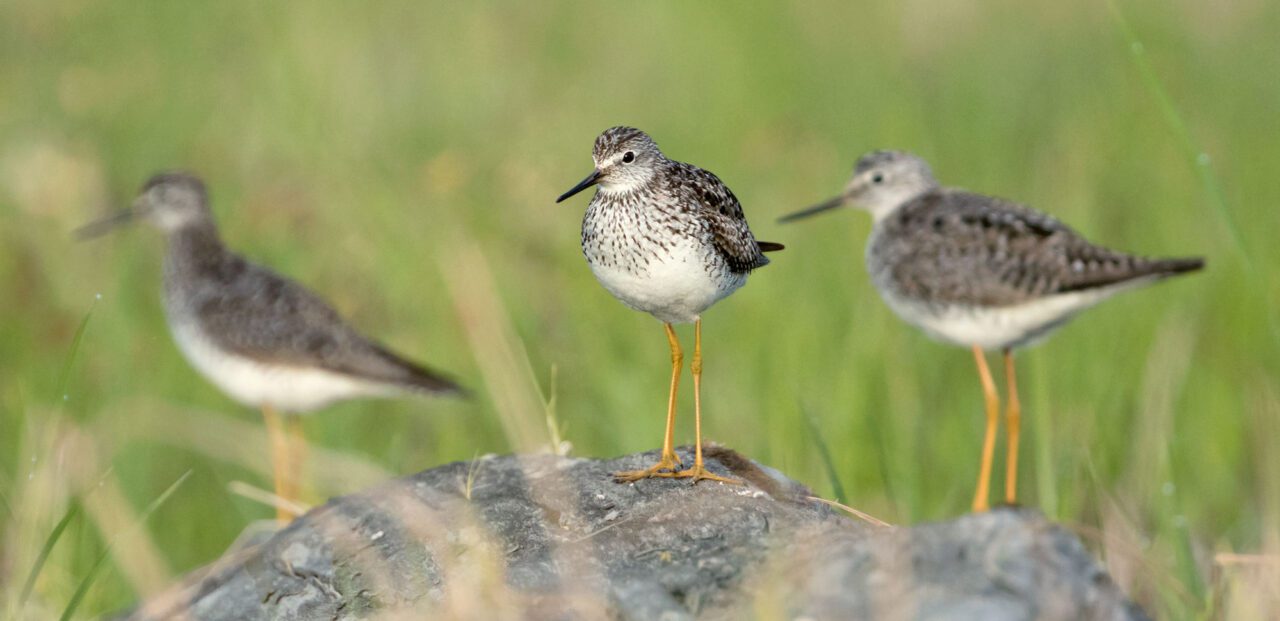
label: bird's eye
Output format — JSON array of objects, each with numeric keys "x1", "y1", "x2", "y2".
[
  {"x1": 622, "y1": 151, "x2": 635, "y2": 164},
  {"x1": 872, "y1": 173, "x2": 884, "y2": 184}
]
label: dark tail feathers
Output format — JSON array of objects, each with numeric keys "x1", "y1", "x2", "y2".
[
  {"x1": 758, "y1": 241, "x2": 785, "y2": 253},
  {"x1": 1058, "y1": 254, "x2": 1203, "y2": 294},
  {"x1": 374, "y1": 344, "x2": 470, "y2": 398},
  {"x1": 1151, "y1": 256, "x2": 1205, "y2": 277}
]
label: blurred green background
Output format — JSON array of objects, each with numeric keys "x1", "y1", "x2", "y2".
[{"x1": 2, "y1": 1, "x2": 1277, "y2": 618}]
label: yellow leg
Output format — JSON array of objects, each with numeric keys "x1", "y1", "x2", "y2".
[
  {"x1": 1003, "y1": 349, "x2": 1021, "y2": 505},
  {"x1": 285, "y1": 414, "x2": 307, "y2": 513},
  {"x1": 674, "y1": 319, "x2": 740, "y2": 485},
  {"x1": 971, "y1": 345, "x2": 1000, "y2": 513},
  {"x1": 614, "y1": 323, "x2": 686, "y2": 482},
  {"x1": 262, "y1": 406, "x2": 291, "y2": 523}
]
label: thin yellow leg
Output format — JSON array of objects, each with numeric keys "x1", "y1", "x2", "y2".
[
  {"x1": 262, "y1": 405, "x2": 291, "y2": 523},
  {"x1": 285, "y1": 414, "x2": 307, "y2": 513},
  {"x1": 675, "y1": 318, "x2": 740, "y2": 485},
  {"x1": 971, "y1": 345, "x2": 1000, "y2": 513},
  {"x1": 660, "y1": 322, "x2": 682, "y2": 465},
  {"x1": 614, "y1": 323, "x2": 685, "y2": 482},
  {"x1": 1003, "y1": 349, "x2": 1021, "y2": 505}
]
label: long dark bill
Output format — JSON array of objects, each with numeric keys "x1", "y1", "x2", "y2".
[
  {"x1": 556, "y1": 170, "x2": 602, "y2": 203},
  {"x1": 73, "y1": 210, "x2": 135, "y2": 241},
  {"x1": 776, "y1": 195, "x2": 846, "y2": 224}
]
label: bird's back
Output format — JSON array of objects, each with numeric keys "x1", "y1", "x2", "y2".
[
  {"x1": 665, "y1": 161, "x2": 778, "y2": 273},
  {"x1": 868, "y1": 189, "x2": 1202, "y2": 308},
  {"x1": 162, "y1": 226, "x2": 462, "y2": 404}
]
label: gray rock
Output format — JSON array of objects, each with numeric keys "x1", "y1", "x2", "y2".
[{"x1": 127, "y1": 447, "x2": 1149, "y2": 620}]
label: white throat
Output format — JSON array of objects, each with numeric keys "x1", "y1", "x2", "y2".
[
  {"x1": 150, "y1": 209, "x2": 205, "y2": 233},
  {"x1": 867, "y1": 181, "x2": 939, "y2": 223},
  {"x1": 598, "y1": 176, "x2": 647, "y2": 195}
]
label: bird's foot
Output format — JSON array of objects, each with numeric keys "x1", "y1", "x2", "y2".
[
  {"x1": 672, "y1": 463, "x2": 742, "y2": 486},
  {"x1": 612, "y1": 452, "x2": 684, "y2": 483}
]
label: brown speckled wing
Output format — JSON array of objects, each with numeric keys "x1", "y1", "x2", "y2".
[
  {"x1": 877, "y1": 190, "x2": 1202, "y2": 306},
  {"x1": 190, "y1": 252, "x2": 463, "y2": 394},
  {"x1": 674, "y1": 163, "x2": 771, "y2": 273}
]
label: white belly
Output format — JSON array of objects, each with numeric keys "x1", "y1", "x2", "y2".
[
  {"x1": 170, "y1": 321, "x2": 394, "y2": 413},
  {"x1": 881, "y1": 287, "x2": 1118, "y2": 351},
  {"x1": 589, "y1": 238, "x2": 744, "y2": 324}
]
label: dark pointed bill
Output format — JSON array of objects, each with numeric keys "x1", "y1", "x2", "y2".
[
  {"x1": 777, "y1": 195, "x2": 846, "y2": 224},
  {"x1": 73, "y1": 209, "x2": 135, "y2": 241},
  {"x1": 556, "y1": 170, "x2": 602, "y2": 203}
]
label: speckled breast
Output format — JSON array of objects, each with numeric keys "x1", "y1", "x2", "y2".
[{"x1": 581, "y1": 196, "x2": 743, "y2": 324}]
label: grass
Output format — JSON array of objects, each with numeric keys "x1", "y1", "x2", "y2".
[
  {"x1": 18, "y1": 504, "x2": 77, "y2": 610},
  {"x1": 2, "y1": 1, "x2": 1278, "y2": 618},
  {"x1": 59, "y1": 470, "x2": 189, "y2": 621}
]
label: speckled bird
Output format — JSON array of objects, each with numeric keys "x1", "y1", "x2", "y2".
[
  {"x1": 78, "y1": 172, "x2": 465, "y2": 520},
  {"x1": 779, "y1": 151, "x2": 1203, "y2": 511},
  {"x1": 556, "y1": 126, "x2": 783, "y2": 484}
]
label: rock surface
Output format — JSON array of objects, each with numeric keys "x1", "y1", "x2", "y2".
[{"x1": 127, "y1": 447, "x2": 1149, "y2": 620}]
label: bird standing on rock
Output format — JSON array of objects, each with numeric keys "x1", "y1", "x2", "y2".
[
  {"x1": 557, "y1": 127, "x2": 783, "y2": 484},
  {"x1": 79, "y1": 172, "x2": 466, "y2": 521},
  {"x1": 780, "y1": 151, "x2": 1203, "y2": 511}
]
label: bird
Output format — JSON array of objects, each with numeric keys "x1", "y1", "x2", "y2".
[
  {"x1": 556, "y1": 126, "x2": 783, "y2": 484},
  {"x1": 779, "y1": 151, "x2": 1203, "y2": 512},
  {"x1": 78, "y1": 172, "x2": 465, "y2": 521}
]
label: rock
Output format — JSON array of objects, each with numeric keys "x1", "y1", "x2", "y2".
[{"x1": 125, "y1": 447, "x2": 1149, "y2": 620}]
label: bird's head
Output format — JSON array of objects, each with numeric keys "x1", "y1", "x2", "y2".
[
  {"x1": 779, "y1": 150, "x2": 938, "y2": 224},
  {"x1": 76, "y1": 171, "x2": 212, "y2": 239},
  {"x1": 556, "y1": 126, "x2": 663, "y2": 203}
]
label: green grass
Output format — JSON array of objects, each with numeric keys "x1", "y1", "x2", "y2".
[
  {"x1": 2, "y1": 1, "x2": 1278, "y2": 618},
  {"x1": 59, "y1": 470, "x2": 189, "y2": 621}
]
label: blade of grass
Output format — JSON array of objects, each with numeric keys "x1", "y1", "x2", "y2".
[
  {"x1": 1030, "y1": 351, "x2": 1057, "y2": 518},
  {"x1": 14, "y1": 303, "x2": 98, "y2": 612},
  {"x1": 520, "y1": 353, "x2": 568, "y2": 456},
  {"x1": 1070, "y1": 518, "x2": 1200, "y2": 610},
  {"x1": 543, "y1": 364, "x2": 568, "y2": 456},
  {"x1": 1166, "y1": 496, "x2": 1206, "y2": 611},
  {"x1": 869, "y1": 402, "x2": 900, "y2": 516},
  {"x1": 1106, "y1": 0, "x2": 1280, "y2": 349},
  {"x1": 2, "y1": 387, "x2": 26, "y2": 523},
  {"x1": 800, "y1": 402, "x2": 847, "y2": 506},
  {"x1": 1105, "y1": 0, "x2": 1247, "y2": 268},
  {"x1": 807, "y1": 496, "x2": 893, "y2": 529},
  {"x1": 0, "y1": 484, "x2": 12, "y2": 522},
  {"x1": 55, "y1": 303, "x2": 96, "y2": 409},
  {"x1": 439, "y1": 239, "x2": 547, "y2": 453},
  {"x1": 225, "y1": 480, "x2": 309, "y2": 518},
  {"x1": 464, "y1": 450, "x2": 483, "y2": 501},
  {"x1": 60, "y1": 470, "x2": 192, "y2": 621},
  {"x1": 18, "y1": 504, "x2": 80, "y2": 608}
]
